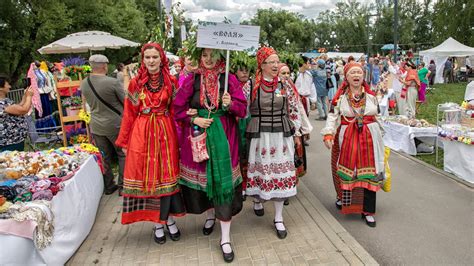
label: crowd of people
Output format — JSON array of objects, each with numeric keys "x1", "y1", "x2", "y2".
[
  {"x1": 3, "y1": 41, "x2": 468, "y2": 263},
  {"x1": 71, "y1": 44, "x2": 398, "y2": 263}
]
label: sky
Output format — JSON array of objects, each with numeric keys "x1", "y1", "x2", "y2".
[{"x1": 180, "y1": 0, "x2": 375, "y2": 23}]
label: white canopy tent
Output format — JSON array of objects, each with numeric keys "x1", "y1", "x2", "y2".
[
  {"x1": 419, "y1": 37, "x2": 474, "y2": 83},
  {"x1": 38, "y1": 31, "x2": 140, "y2": 54},
  {"x1": 327, "y1": 52, "x2": 365, "y2": 61}
]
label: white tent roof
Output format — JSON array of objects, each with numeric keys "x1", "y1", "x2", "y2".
[
  {"x1": 327, "y1": 52, "x2": 365, "y2": 61},
  {"x1": 38, "y1": 31, "x2": 140, "y2": 54},
  {"x1": 419, "y1": 37, "x2": 474, "y2": 57}
]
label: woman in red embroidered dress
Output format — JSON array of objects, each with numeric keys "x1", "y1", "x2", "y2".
[
  {"x1": 116, "y1": 43, "x2": 185, "y2": 244},
  {"x1": 321, "y1": 62, "x2": 385, "y2": 227}
]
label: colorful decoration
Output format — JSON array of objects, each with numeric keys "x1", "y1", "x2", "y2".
[
  {"x1": 438, "y1": 129, "x2": 474, "y2": 145},
  {"x1": 61, "y1": 96, "x2": 82, "y2": 108},
  {"x1": 78, "y1": 109, "x2": 90, "y2": 124}
]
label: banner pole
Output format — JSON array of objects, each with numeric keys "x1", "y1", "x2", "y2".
[{"x1": 224, "y1": 50, "x2": 230, "y2": 94}]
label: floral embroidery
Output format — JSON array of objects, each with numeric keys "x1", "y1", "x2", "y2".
[
  {"x1": 247, "y1": 174, "x2": 297, "y2": 193},
  {"x1": 248, "y1": 161, "x2": 295, "y2": 176},
  {"x1": 282, "y1": 145, "x2": 288, "y2": 154},
  {"x1": 261, "y1": 147, "x2": 267, "y2": 156},
  {"x1": 270, "y1": 147, "x2": 276, "y2": 157}
]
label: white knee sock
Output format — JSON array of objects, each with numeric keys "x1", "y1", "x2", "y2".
[
  {"x1": 254, "y1": 199, "x2": 264, "y2": 210},
  {"x1": 154, "y1": 223, "x2": 164, "y2": 237},
  {"x1": 220, "y1": 221, "x2": 232, "y2": 253},
  {"x1": 167, "y1": 216, "x2": 178, "y2": 234},
  {"x1": 274, "y1": 201, "x2": 286, "y2": 231},
  {"x1": 204, "y1": 209, "x2": 216, "y2": 228}
]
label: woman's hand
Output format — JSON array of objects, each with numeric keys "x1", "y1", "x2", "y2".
[
  {"x1": 324, "y1": 139, "x2": 334, "y2": 150},
  {"x1": 193, "y1": 117, "x2": 214, "y2": 129},
  {"x1": 294, "y1": 136, "x2": 302, "y2": 148},
  {"x1": 25, "y1": 87, "x2": 34, "y2": 97},
  {"x1": 186, "y1": 108, "x2": 197, "y2": 116},
  {"x1": 222, "y1": 92, "x2": 232, "y2": 107}
]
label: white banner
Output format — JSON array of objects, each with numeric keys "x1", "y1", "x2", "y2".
[{"x1": 197, "y1": 22, "x2": 260, "y2": 52}]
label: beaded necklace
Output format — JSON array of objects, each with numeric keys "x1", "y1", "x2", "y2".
[
  {"x1": 261, "y1": 78, "x2": 278, "y2": 93},
  {"x1": 145, "y1": 72, "x2": 164, "y2": 93},
  {"x1": 347, "y1": 88, "x2": 366, "y2": 131}
]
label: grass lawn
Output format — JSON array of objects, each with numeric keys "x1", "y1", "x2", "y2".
[
  {"x1": 416, "y1": 82, "x2": 467, "y2": 124},
  {"x1": 414, "y1": 82, "x2": 467, "y2": 169}
]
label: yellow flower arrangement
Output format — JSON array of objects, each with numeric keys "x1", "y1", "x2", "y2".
[{"x1": 78, "y1": 109, "x2": 91, "y2": 124}]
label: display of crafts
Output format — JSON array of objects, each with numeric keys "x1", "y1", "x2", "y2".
[
  {"x1": 382, "y1": 115, "x2": 434, "y2": 128},
  {"x1": 439, "y1": 124, "x2": 474, "y2": 145},
  {"x1": 0, "y1": 144, "x2": 101, "y2": 217}
]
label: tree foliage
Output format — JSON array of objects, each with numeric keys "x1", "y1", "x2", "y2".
[
  {"x1": 0, "y1": 0, "x2": 191, "y2": 84},
  {"x1": 242, "y1": 0, "x2": 471, "y2": 56}
]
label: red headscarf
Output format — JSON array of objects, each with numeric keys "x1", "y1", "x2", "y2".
[
  {"x1": 278, "y1": 63, "x2": 299, "y2": 101},
  {"x1": 331, "y1": 61, "x2": 374, "y2": 106},
  {"x1": 195, "y1": 53, "x2": 226, "y2": 108},
  {"x1": 136, "y1": 42, "x2": 172, "y2": 92},
  {"x1": 252, "y1": 46, "x2": 277, "y2": 102}
]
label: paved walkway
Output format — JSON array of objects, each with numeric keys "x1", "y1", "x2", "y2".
[
  {"x1": 306, "y1": 118, "x2": 473, "y2": 265},
  {"x1": 68, "y1": 182, "x2": 377, "y2": 265}
]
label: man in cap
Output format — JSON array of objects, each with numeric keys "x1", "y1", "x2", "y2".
[
  {"x1": 81, "y1": 54, "x2": 125, "y2": 195},
  {"x1": 310, "y1": 59, "x2": 329, "y2": 120}
]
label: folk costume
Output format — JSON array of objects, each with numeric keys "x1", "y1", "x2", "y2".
[
  {"x1": 279, "y1": 63, "x2": 311, "y2": 178},
  {"x1": 322, "y1": 62, "x2": 385, "y2": 226},
  {"x1": 402, "y1": 67, "x2": 421, "y2": 118},
  {"x1": 238, "y1": 79, "x2": 252, "y2": 193},
  {"x1": 173, "y1": 60, "x2": 247, "y2": 221},
  {"x1": 115, "y1": 43, "x2": 185, "y2": 225},
  {"x1": 245, "y1": 48, "x2": 302, "y2": 201}
]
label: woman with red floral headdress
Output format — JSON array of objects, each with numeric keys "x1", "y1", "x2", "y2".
[
  {"x1": 278, "y1": 63, "x2": 310, "y2": 181},
  {"x1": 321, "y1": 61, "x2": 385, "y2": 227},
  {"x1": 115, "y1": 43, "x2": 185, "y2": 244},
  {"x1": 173, "y1": 48, "x2": 247, "y2": 263},
  {"x1": 245, "y1": 47, "x2": 302, "y2": 239}
]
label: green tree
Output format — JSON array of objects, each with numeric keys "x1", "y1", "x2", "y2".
[
  {"x1": 243, "y1": 9, "x2": 318, "y2": 52},
  {"x1": 0, "y1": 0, "x2": 72, "y2": 83},
  {"x1": 432, "y1": 0, "x2": 473, "y2": 46}
]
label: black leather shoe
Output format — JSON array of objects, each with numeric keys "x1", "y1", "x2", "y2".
[
  {"x1": 118, "y1": 187, "x2": 123, "y2": 197},
  {"x1": 284, "y1": 199, "x2": 290, "y2": 206},
  {"x1": 166, "y1": 222, "x2": 181, "y2": 241},
  {"x1": 220, "y1": 242, "x2": 234, "y2": 263},
  {"x1": 361, "y1": 214, "x2": 376, "y2": 228},
  {"x1": 202, "y1": 218, "x2": 215, "y2": 235},
  {"x1": 274, "y1": 221, "x2": 287, "y2": 239},
  {"x1": 104, "y1": 184, "x2": 118, "y2": 195},
  {"x1": 153, "y1": 226, "x2": 166, "y2": 244},
  {"x1": 242, "y1": 194, "x2": 247, "y2": 201},
  {"x1": 335, "y1": 199, "x2": 342, "y2": 210},
  {"x1": 253, "y1": 201, "x2": 264, "y2": 216}
]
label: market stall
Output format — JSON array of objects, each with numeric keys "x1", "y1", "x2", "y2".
[
  {"x1": 419, "y1": 37, "x2": 474, "y2": 84},
  {"x1": 382, "y1": 116, "x2": 438, "y2": 155},
  {"x1": 438, "y1": 104, "x2": 474, "y2": 183},
  {"x1": 0, "y1": 145, "x2": 104, "y2": 265}
]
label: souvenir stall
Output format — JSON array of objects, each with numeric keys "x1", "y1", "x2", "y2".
[
  {"x1": 437, "y1": 100, "x2": 474, "y2": 183},
  {"x1": 50, "y1": 56, "x2": 93, "y2": 147},
  {"x1": 382, "y1": 116, "x2": 438, "y2": 155},
  {"x1": 0, "y1": 144, "x2": 104, "y2": 264},
  {"x1": 27, "y1": 61, "x2": 60, "y2": 132}
]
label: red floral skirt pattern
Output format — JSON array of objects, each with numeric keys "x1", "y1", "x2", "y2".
[{"x1": 246, "y1": 132, "x2": 297, "y2": 200}]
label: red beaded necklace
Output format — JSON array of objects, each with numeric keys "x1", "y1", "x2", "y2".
[
  {"x1": 261, "y1": 77, "x2": 278, "y2": 93},
  {"x1": 146, "y1": 72, "x2": 163, "y2": 92}
]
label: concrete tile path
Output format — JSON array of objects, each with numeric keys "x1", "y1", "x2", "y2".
[{"x1": 67, "y1": 182, "x2": 377, "y2": 265}]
